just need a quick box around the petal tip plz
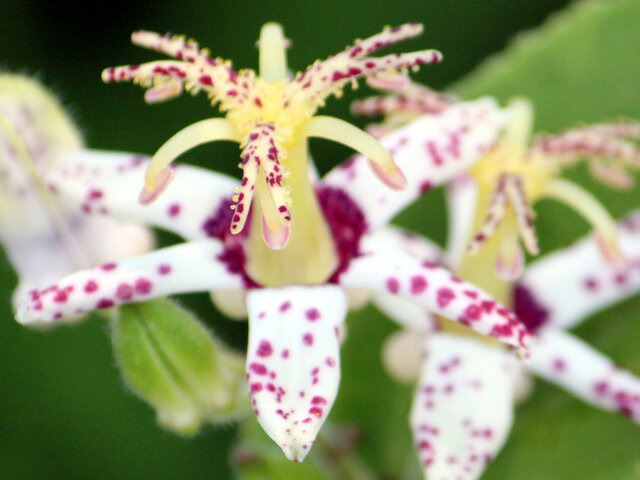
[281,439,313,462]
[594,230,626,269]
[14,306,31,325]
[367,158,407,190]
[139,167,174,205]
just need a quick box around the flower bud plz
[112,298,249,435]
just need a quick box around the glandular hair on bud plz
[111,298,249,435]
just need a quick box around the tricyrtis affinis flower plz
[0,74,153,310]
[357,79,640,480]
[16,23,531,461]
[395,211,640,480]
[102,22,442,285]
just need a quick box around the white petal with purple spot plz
[515,210,640,330]
[246,285,347,462]
[49,150,238,240]
[338,236,531,350]
[528,328,640,422]
[321,99,506,231]
[368,227,443,331]
[17,240,244,325]
[1,146,153,312]
[411,334,517,480]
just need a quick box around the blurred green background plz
[2,1,640,479]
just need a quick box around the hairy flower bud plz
[112,298,249,434]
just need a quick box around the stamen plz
[352,79,455,117]
[256,167,283,231]
[504,176,539,255]
[290,23,442,109]
[258,23,288,83]
[366,73,411,90]
[532,121,640,188]
[468,176,508,254]
[234,124,290,235]
[261,216,290,250]
[103,32,255,111]
[144,80,183,103]
[303,115,406,190]
[541,178,624,267]
[141,118,240,204]
[589,161,634,189]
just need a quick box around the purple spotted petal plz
[338,236,531,350]
[368,227,444,331]
[1,143,152,311]
[17,240,245,325]
[321,99,505,231]
[48,150,238,240]
[4,214,152,314]
[373,293,437,333]
[528,329,640,422]
[246,286,347,462]
[411,334,517,480]
[514,210,640,331]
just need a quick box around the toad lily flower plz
[101,22,443,271]
[381,209,640,480]
[16,24,530,462]
[0,74,153,312]
[357,78,640,283]
[358,86,640,479]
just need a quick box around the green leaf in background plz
[454,0,640,130]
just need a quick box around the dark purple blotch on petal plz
[316,186,368,283]
[512,283,549,332]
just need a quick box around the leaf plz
[454,0,640,130]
